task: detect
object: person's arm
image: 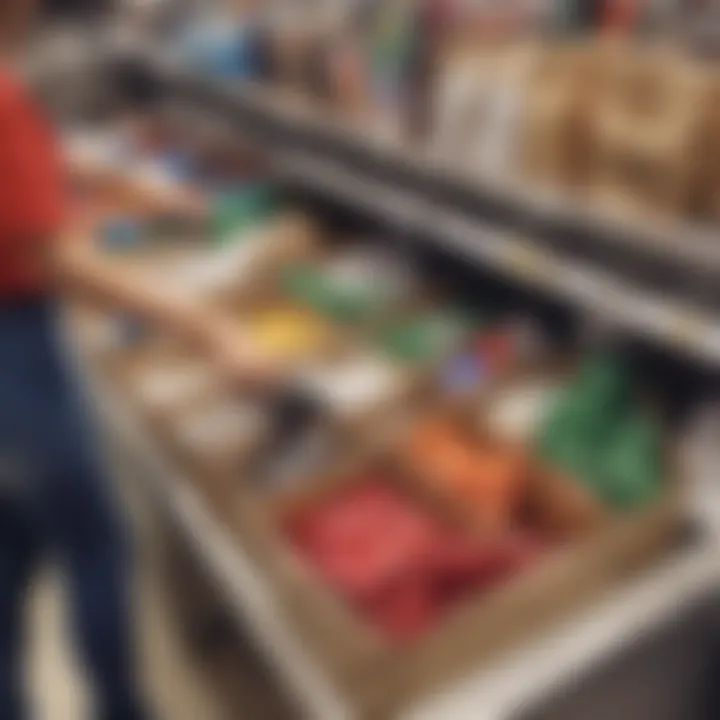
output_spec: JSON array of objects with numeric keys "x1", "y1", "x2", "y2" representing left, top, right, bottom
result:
[
  {"x1": 54, "y1": 233, "x2": 278, "y2": 388},
  {"x1": 66, "y1": 149, "x2": 207, "y2": 219},
  {"x1": 0, "y1": 76, "x2": 277, "y2": 387}
]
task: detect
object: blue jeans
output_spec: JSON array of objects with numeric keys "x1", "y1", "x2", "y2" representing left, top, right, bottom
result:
[{"x1": 0, "y1": 299, "x2": 145, "y2": 720}]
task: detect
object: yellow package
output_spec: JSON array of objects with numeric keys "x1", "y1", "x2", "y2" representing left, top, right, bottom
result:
[{"x1": 249, "y1": 307, "x2": 332, "y2": 360}]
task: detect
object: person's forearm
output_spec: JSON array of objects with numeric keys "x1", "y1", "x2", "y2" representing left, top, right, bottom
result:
[
  {"x1": 53, "y1": 235, "x2": 279, "y2": 387},
  {"x1": 68, "y1": 154, "x2": 207, "y2": 219},
  {"x1": 55, "y1": 238, "x2": 217, "y2": 349}
]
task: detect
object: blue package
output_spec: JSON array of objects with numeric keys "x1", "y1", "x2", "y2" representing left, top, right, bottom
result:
[
  {"x1": 441, "y1": 355, "x2": 488, "y2": 396},
  {"x1": 156, "y1": 150, "x2": 197, "y2": 184}
]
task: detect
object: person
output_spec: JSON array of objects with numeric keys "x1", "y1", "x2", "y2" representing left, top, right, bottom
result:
[{"x1": 0, "y1": 1, "x2": 268, "y2": 718}]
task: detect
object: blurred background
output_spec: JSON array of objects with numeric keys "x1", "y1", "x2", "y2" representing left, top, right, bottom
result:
[{"x1": 18, "y1": 0, "x2": 720, "y2": 718}]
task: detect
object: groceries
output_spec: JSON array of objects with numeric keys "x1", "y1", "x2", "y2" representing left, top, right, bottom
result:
[
  {"x1": 296, "y1": 351, "x2": 406, "y2": 421},
  {"x1": 486, "y1": 376, "x2": 562, "y2": 445},
  {"x1": 77, "y1": 127, "x2": 680, "y2": 705},
  {"x1": 177, "y1": 14, "x2": 265, "y2": 80},
  {"x1": 537, "y1": 355, "x2": 664, "y2": 511},
  {"x1": 380, "y1": 307, "x2": 481, "y2": 365},
  {"x1": 403, "y1": 421, "x2": 528, "y2": 532},
  {"x1": 246, "y1": 306, "x2": 335, "y2": 361},
  {"x1": 226, "y1": 13, "x2": 720, "y2": 225},
  {"x1": 438, "y1": 323, "x2": 538, "y2": 396},
  {"x1": 282, "y1": 246, "x2": 417, "y2": 325},
  {"x1": 277, "y1": 354, "x2": 670, "y2": 645},
  {"x1": 286, "y1": 480, "x2": 539, "y2": 642},
  {"x1": 441, "y1": 353, "x2": 489, "y2": 396},
  {"x1": 212, "y1": 184, "x2": 280, "y2": 244}
]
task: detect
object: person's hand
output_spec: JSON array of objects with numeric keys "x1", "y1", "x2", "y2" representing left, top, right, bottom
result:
[{"x1": 204, "y1": 315, "x2": 282, "y2": 393}]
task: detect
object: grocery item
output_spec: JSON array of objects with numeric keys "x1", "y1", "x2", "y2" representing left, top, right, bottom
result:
[
  {"x1": 286, "y1": 480, "x2": 538, "y2": 642},
  {"x1": 538, "y1": 354, "x2": 631, "y2": 463},
  {"x1": 536, "y1": 355, "x2": 664, "y2": 512},
  {"x1": 597, "y1": 414, "x2": 663, "y2": 510},
  {"x1": 212, "y1": 185, "x2": 279, "y2": 244},
  {"x1": 380, "y1": 308, "x2": 480, "y2": 364},
  {"x1": 439, "y1": 323, "x2": 534, "y2": 397},
  {"x1": 431, "y1": 53, "x2": 491, "y2": 162},
  {"x1": 440, "y1": 353, "x2": 488, "y2": 396},
  {"x1": 287, "y1": 482, "x2": 437, "y2": 600},
  {"x1": 282, "y1": 265, "x2": 366, "y2": 323},
  {"x1": 404, "y1": 421, "x2": 528, "y2": 531},
  {"x1": 283, "y1": 247, "x2": 417, "y2": 325},
  {"x1": 486, "y1": 378, "x2": 562, "y2": 446},
  {"x1": 296, "y1": 352, "x2": 405, "y2": 420},
  {"x1": 178, "y1": 15, "x2": 264, "y2": 79},
  {"x1": 475, "y1": 330, "x2": 519, "y2": 374},
  {"x1": 328, "y1": 28, "x2": 370, "y2": 117},
  {"x1": 154, "y1": 149, "x2": 199, "y2": 185},
  {"x1": 325, "y1": 247, "x2": 417, "y2": 303},
  {"x1": 431, "y1": 46, "x2": 529, "y2": 176},
  {"x1": 248, "y1": 306, "x2": 332, "y2": 361},
  {"x1": 589, "y1": 44, "x2": 710, "y2": 218},
  {"x1": 492, "y1": 317, "x2": 551, "y2": 367},
  {"x1": 365, "y1": 2, "x2": 420, "y2": 139},
  {"x1": 521, "y1": 43, "x2": 598, "y2": 190}
]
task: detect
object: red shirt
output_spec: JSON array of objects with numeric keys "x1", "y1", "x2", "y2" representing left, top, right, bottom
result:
[{"x1": 0, "y1": 69, "x2": 64, "y2": 300}]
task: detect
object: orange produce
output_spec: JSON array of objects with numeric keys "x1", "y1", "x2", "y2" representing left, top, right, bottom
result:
[
  {"x1": 405, "y1": 422, "x2": 528, "y2": 531},
  {"x1": 462, "y1": 448, "x2": 529, "y2": 531}
]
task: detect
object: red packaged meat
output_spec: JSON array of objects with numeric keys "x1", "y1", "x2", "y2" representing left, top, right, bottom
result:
[
  {"x1": 430, "y1": 532, "x2": 542, "y2": 604},
  {"x1": 362, "y1": 573, "x2": 440, "y2": 642},
  {"x1": 286, "y1": 482, "x2": 441, "y2": 600},
  {"x1": 286, "y1": 479, "x2": 544, "y2": 643}
]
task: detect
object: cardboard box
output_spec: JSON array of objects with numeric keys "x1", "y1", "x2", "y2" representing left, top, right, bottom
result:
[
  {"x1": 520, "y1": 42, "x2": 600, "y2": 191},
  {"x1": 587, "y1": 43, "x2": 710, "y2": 219}
]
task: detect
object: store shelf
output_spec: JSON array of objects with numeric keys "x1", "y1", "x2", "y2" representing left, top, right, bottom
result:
[
  {"x1": 124, "y1": 48, "x2": 720, "y2": 276},
  {"x1": 70, "y1": 330, "x2": 720, "y2": 720},
  {"x1": 274, "y1": 152, "x2": 720, "y2": 366},
  {"x1": 110, "y1": 48, "x2": 720, "y2": 368}
]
